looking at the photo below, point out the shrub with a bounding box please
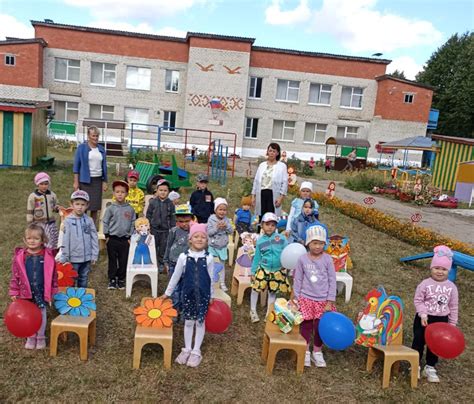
[344,170,385,192]
[302,163,314,177]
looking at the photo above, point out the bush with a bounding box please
[287,156,302,171]
[127,149,156,165]
[302,163,314,176]
[344,170,385,191]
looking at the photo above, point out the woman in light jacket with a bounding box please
[251,143,288,218]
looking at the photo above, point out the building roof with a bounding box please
[186,32,255,43]
[0,38,47,47]
[431,134,474,146]
[0,98,51,112]
[376,74,435,90]
[325,137,371,148]
[377,136,437,151]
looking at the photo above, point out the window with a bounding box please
[309,83,332,105]
[276,79,300,102]
[90,104,114,120]
[165,70,179,92]
[272,120,295,141]
[304,123,328,144]
[126,66,151,90]
[245,118,259,138]
[404,93,415,104]
[125,107,149,131]
[5,54,15,66]
[248,77,262,99]
[54,58,80,82]
[91,62,116,86]
[340,86,363,108]
[337,126,359,139]
[54,101,79,122]
[163,111,176,132]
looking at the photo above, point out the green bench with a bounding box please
[37,155,55,169]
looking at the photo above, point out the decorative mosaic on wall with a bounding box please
[188,94,244,110]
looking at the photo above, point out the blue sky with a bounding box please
[1,0,472,79]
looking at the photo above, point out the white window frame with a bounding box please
[90,62,116,87]
[163,111,177,132]
[125,107,149,131]
[248,77,263,99]
[276,79,300,103]
[5,54,16,66]
[272,120,295,142]
[304,123,328,144]
[308,83,332,106]
[404,93,415,104]
[126,66,151,91]
[245,117,259,139]
[340,86,364,109]
[165,70,179,93]
[54,100,79,123]
[90,104,114,120]
[54,58,80,83]
[337,126,359,139]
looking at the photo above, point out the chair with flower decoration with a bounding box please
[133,297,176,369]
[50,287,97,361]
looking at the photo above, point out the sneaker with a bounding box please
[25,337,36,350]
[304,351,311,367]
[187,352,202,368]
[108,279,117,290]
[311,351,327,368]
[220,283,228,292]
[175,348,191,365]
[36,337,46,350]
[117,279,126,290]
[250,310,260,323]
[422,365,440,383]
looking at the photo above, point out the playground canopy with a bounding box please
[325,137,370,171]
[376,136,438,168]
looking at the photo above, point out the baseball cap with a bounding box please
[196,174,209,182]
[70,190,90,202]
[261,212,278,223]
[112,180,129,192]
[156,179,170,189]
[127,170,139,180]
[175,203,193,216]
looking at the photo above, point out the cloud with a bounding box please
[91,21,186,38]
[64,0,206,22]
[265,0,311,25]
[0,14,34,40]
[386,56,423,80]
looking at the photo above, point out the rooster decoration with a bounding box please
[355,286,403,347]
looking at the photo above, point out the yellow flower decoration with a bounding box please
[134,298,177,328]
[269,281,278,291]
[273,271,283,281]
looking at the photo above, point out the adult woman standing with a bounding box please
[73,126,108,224]
[251,143,288,218]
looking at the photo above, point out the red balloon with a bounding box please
[205,299,232,334]
[4,300,42,338]
[425,323,465,359]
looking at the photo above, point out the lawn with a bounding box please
[0,148,472,403]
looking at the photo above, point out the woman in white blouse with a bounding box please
[251,143,288,218]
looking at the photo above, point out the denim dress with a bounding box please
[25,254,46,308]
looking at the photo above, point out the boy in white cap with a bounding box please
[286,181,319,236]
[207,197,233,291]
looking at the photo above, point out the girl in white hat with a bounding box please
[285,181,319,236]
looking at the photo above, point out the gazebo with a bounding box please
[325,137,370,171]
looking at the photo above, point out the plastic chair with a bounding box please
[133,297,173,369]
[143,195,154,217]
[366,328,419,388]
[126,234,158,298]
[336,272,353,303]
[213,283,231,307]
[50,288,97,361]
[261,304,307,375]
[97,199,113,250]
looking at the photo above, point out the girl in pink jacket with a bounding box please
[9,224,58,349]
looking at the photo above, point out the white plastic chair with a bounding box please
[336,272,353,303]
[97,199,113,250]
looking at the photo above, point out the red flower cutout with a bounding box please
[56,262,78,287]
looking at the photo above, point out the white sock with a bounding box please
[219,265,225,284]
[192,321,206,354]
[184,320,195,351]
[267,292,276,315]
[250,290,259,311]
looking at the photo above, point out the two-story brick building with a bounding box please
[0,20,435,163]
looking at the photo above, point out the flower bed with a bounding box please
[313,192,474,255]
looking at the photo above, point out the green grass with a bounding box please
[0,149,472,402]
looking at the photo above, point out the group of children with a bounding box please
[8,168,460,381]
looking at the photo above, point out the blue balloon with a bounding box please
[318,312,356,350]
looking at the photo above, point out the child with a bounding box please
[125,170,145,216]
[103,180,136,290]
[293,224,336,367]
[235,196,252,234]
[161,223,214,367]
[169,191,181,206]
[164,204,194,311]
[9,224,58,349]
[250,212,289,323]
[190,174,214,224]
[27,172,59,250]
[325,158,331,173]
[58,190,99,287]
[290,198,320,244]
[146,179,175,273]
[412,245,459,383]
[286,182,318,235]
[309,157,315,170]
[207,198,233,291]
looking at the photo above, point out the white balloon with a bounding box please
[280,243,307,270]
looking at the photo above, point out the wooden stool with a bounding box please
[231,254,267,307]
[133,326,173,369]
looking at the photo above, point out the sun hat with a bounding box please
[214,197,228,211]
[300,181,313,192]
[305,224,327,245]
[189,223,207,239]
[70,190,90,202]
[34,172,50,186]
[430,245,453,270]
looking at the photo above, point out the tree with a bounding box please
[416,32,474,138]
[389,69,406,79]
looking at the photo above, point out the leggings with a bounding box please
[26,308,47,342]
[184,320,206,355]
[260,189,275,218]
[300,319,323,352]
[412,314,448,367]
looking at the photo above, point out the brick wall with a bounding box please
[0,42,44,87]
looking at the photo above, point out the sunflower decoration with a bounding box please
[54,287,96,316]
[55,262,78,287]
[134,298,177,328]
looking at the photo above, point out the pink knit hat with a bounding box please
[189,223,207,239]
[430,245,453,270]
[34,172,50,185]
